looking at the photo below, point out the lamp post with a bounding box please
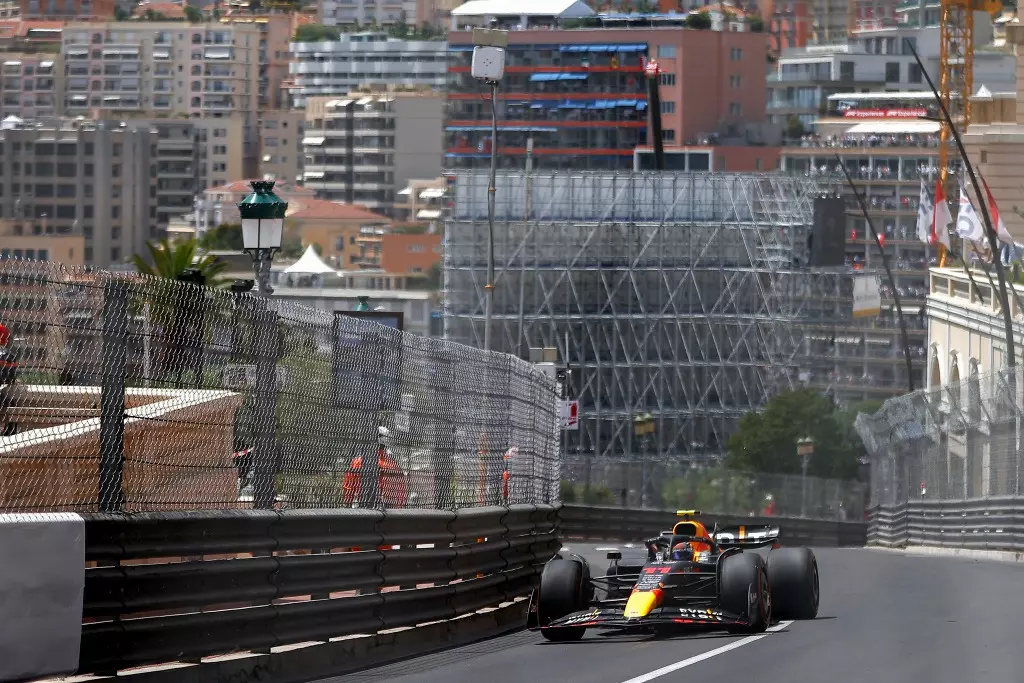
[797,436,815,518]
[633,412,655,508]
[237,180,288,296]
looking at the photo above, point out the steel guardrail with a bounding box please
[868,499,1024,552]
[560,504,867,547]
[76,504,561,675]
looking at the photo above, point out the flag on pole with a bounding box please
[957,186,992,263]
[933,178,952,250]
[916,178,934,244]
[979,175,1014,245]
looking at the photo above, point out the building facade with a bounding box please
[301,91,444,216]
[20,0,115,20]
[445,21,774,172]
[0,117,157,268]
[258,109,305,184]
[287,33,447,109]
[0,53,62,120]
[218,14,293,110]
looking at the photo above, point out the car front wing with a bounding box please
[537,605,751,631]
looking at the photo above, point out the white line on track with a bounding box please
[617,620,794,683]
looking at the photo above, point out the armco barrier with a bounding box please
[868,498,1024,552]
[560,505,867,547]
[49,504,561,679]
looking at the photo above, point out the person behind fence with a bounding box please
[342,426,408,508]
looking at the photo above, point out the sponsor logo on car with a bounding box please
[677,608,724,621]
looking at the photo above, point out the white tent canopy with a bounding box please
[284,245,336,275]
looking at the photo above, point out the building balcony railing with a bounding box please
[786,133,939,150]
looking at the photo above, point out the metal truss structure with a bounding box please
[443,171,837,462]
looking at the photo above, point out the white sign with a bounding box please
[852,276,881,318]
[560,400,579,431]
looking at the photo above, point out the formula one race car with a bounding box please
[530,511,819,641]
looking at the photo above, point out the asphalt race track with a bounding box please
[326,546,1024,683]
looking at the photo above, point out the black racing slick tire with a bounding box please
[538,559,587,642]
[720,552,771,634]
[767,547,819,620]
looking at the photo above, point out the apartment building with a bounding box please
[285,198,391,269]
[122,115,247,228]
[218,14,293,109]
[302,91,444,216]
[287,32,446,108]
[259,109,304,183]
[395,176,445,222]
[0,117,157,268]
[201,179,315,225]
[318,0,416,28]
[0,20,64,50]
[20,0,115,20]
[61,22,260,173]
[0,53,62,119]
[446,14,774,172]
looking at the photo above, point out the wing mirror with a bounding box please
[606,551,622,561]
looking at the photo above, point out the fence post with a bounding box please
[251,302,279,511]
[99,279,128,513]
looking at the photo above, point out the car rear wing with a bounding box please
[712,525,781,548]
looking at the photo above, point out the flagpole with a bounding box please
[904,38,1016,369]
[836,154,916,393]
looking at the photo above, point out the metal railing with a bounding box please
[562,457,866,522]
[0,258,561,513]
[855,365,1024,550]
[76,504,560,675]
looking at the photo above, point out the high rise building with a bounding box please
[218,13,294,110]
[0,53,63,119]
[258,109,305,184]
[0,116,157,268]
[61,22,261,175]
[20,0,115,20]
[445,16,777,173]
[301,91,444,216]
[317,0,417,28]
[287,32,447,109]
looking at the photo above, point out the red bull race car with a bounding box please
[530,511,819,641]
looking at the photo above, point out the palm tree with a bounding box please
[131,238,229,288]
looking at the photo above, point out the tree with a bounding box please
[184,4,203,22]
[131,238,229,288]
[293,23,341,41]
[725,388,864,480]
[199,222,243,251]
[114,5,129,19]
[785,115,806,140]
[635,0,655,13]
[749,15,765,32]
[686,11,712,29]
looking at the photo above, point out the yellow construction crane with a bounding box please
[937,0,1002,187]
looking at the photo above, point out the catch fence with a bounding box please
[854,365,1024,506]
[562,455,866,521]
[0,258,561,512]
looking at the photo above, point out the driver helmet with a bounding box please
[671,542,694,561]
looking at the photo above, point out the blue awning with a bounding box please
[529,72,589,82]
[558,43,647,53]
[446,153,491,158]
[636,101,648,110]
[448,45,475,52]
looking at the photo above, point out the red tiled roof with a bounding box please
[288,199,390,222]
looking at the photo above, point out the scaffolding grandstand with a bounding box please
[444,171,838,462]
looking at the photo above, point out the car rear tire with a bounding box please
[767,547,819,620]
[539,559,587,642]
[720,552,771,634]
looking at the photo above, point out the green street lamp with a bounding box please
[237,180,288,296]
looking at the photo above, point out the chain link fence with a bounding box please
[562,455,866,521]
[0,258,561,512]
[854,365,1023,506]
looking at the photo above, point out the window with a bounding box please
[662,129,675,141]
[729,74,742,88]
[730,47,743,60]
[658,72,676,86]
[407,244,425,253]
[656,45,676,59]
[884,62,900,82]
[729,102,742,116]
[908,63,922,83]
[661,100,675,114]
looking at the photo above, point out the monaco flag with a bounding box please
[979,175,1014,245]
[932,179,952,249]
